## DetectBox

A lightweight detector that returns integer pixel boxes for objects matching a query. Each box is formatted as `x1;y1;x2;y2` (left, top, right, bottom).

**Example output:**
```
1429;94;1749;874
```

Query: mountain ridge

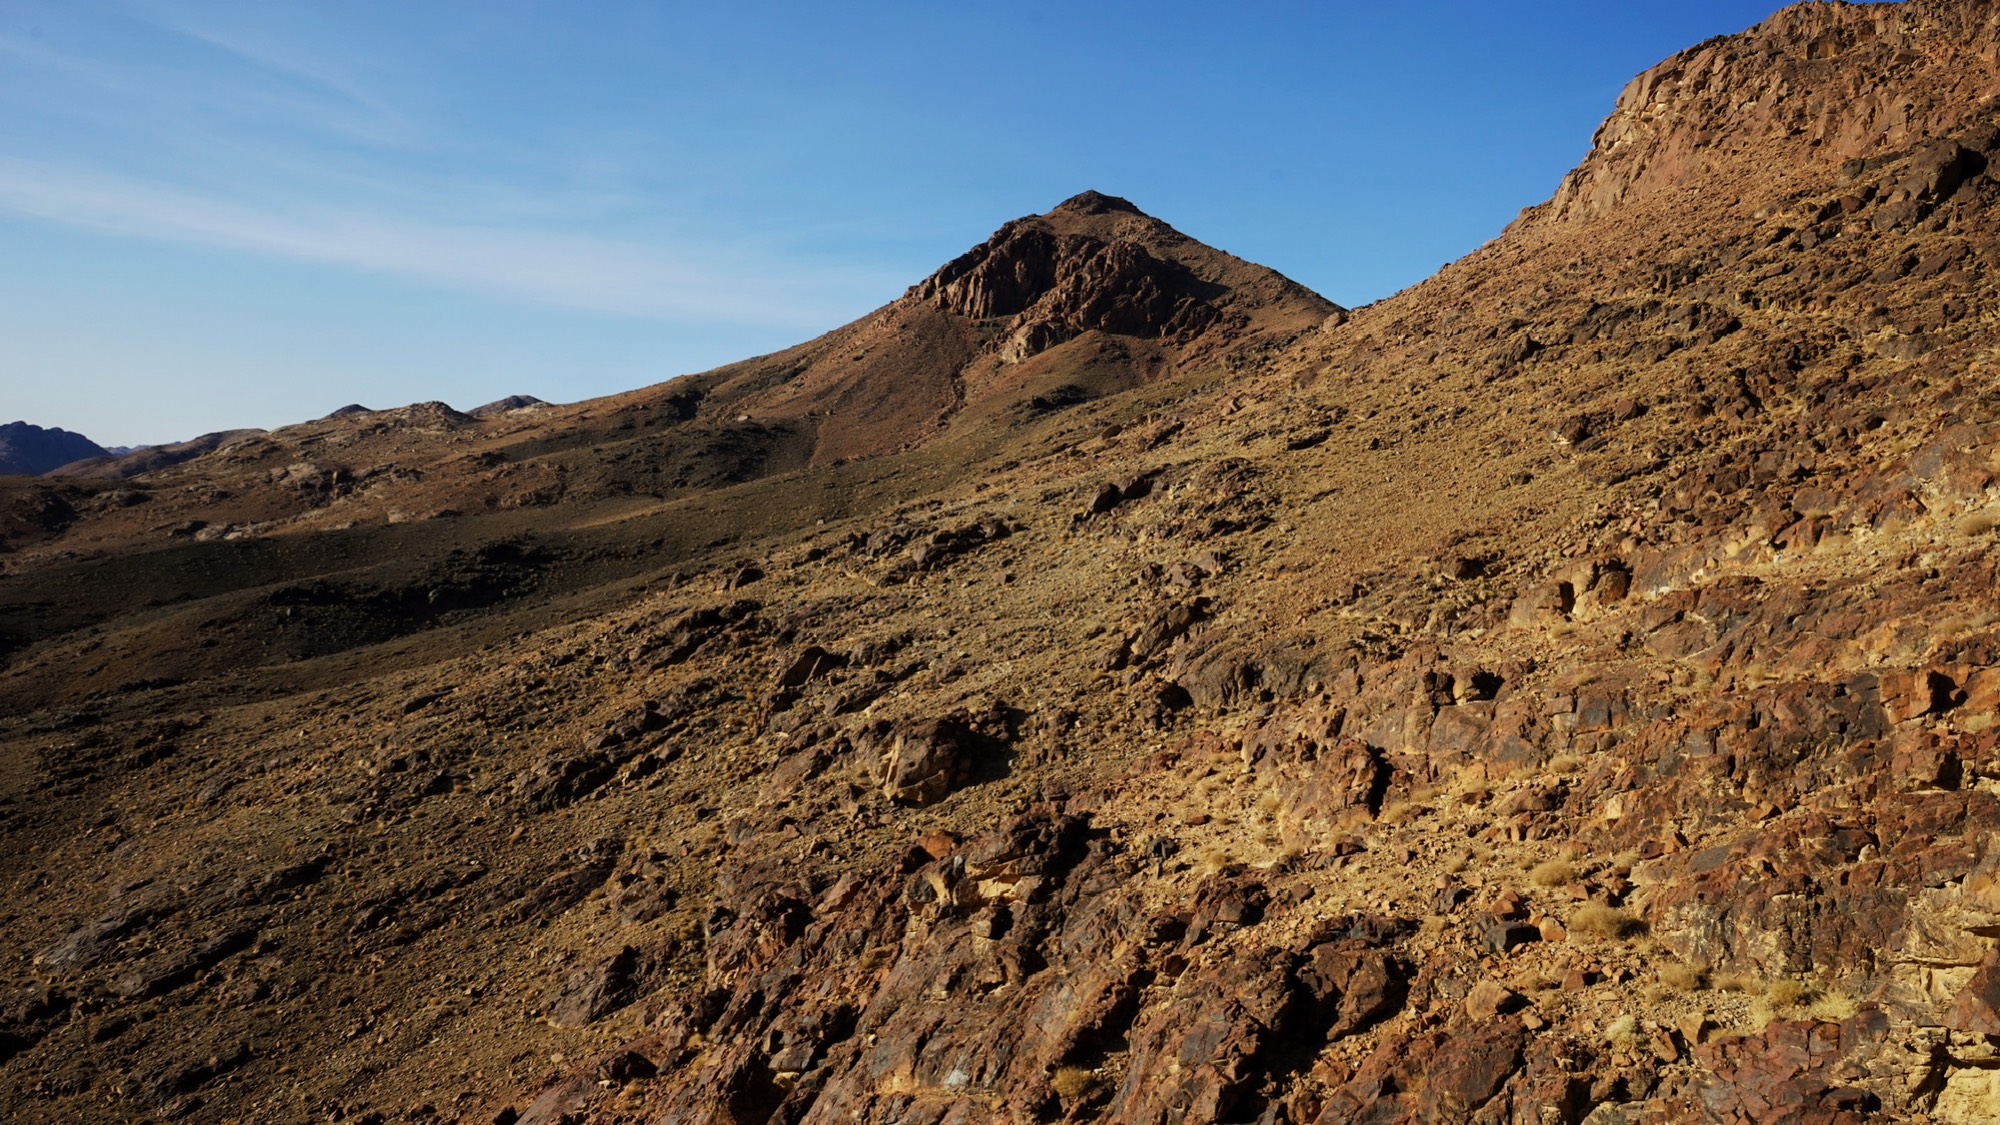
0;421;109;477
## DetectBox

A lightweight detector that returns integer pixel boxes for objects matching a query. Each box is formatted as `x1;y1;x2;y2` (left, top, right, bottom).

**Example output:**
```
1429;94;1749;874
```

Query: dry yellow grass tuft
1570;903;1644;940
1377;800;1425;825
1529;859;1578;887
1711;971;1755;994
1197;845;1237;875
1658;961;1707;991
1051;1066;1098;1099
1765;979;1807;1007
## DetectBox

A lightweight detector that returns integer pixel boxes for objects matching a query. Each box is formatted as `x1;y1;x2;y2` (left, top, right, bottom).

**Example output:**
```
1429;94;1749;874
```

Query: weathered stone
876;717;979;805
1946;950;2000;1034
1484;920;1542;954
546;942;673;1028
1416;1022;1526;1119
1464;979;1523;1022
775;644;848;689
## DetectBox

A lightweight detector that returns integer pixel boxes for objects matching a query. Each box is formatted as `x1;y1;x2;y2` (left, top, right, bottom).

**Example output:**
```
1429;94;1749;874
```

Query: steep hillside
0;195;1328;705
7;2;2000;1123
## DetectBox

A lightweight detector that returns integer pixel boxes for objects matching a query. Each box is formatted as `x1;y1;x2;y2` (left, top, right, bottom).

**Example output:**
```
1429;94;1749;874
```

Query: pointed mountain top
676;191;1336;467
1051;190;1145;217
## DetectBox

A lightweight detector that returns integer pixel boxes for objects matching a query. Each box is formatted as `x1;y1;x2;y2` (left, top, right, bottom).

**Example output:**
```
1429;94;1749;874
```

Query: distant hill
0;421;109;476
469;394;549;418
46;428;266;480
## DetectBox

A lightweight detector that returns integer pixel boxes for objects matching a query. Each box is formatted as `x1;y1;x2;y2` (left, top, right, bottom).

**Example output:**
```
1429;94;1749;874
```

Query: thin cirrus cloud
0;6;899;331
144;10;416;142
0;158;887;327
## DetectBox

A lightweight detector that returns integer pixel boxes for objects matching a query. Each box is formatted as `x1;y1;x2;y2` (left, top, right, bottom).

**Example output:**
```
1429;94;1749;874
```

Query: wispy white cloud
0;157;892;326
0;4;910;332
128;2;422;146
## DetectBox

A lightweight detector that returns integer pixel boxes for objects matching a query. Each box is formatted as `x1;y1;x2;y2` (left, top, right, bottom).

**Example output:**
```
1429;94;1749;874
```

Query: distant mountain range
4;396;550;480
0;421;110;476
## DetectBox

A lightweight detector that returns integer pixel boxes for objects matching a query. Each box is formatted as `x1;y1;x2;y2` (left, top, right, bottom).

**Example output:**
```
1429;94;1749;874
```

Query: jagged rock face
1544;0;2000;223
917;217;1221;362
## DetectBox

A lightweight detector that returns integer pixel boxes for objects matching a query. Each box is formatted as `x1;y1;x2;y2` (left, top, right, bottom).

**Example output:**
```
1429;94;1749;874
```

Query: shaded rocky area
7;1;2000;1122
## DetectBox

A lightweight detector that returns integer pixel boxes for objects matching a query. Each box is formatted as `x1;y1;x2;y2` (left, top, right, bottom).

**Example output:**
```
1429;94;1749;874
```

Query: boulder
546;942;673;1028
877;717;979;805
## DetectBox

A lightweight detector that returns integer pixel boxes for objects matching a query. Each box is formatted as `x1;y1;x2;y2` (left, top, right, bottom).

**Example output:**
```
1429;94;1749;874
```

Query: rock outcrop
1542;0;2000;224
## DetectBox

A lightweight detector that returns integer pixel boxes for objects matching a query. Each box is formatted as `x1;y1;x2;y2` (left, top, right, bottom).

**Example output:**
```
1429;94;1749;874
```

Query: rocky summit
7;1;2000;1122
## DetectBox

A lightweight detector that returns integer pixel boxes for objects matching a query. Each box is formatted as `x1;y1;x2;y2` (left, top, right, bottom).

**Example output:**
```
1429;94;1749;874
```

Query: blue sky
3;1;1796;448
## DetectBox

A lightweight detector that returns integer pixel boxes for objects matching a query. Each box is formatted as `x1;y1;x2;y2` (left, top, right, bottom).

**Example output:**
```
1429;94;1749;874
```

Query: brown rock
1880;668;1957;724
1464;979;1523;1022
514;1076;595;1125
1947;949;2000;1033
875;717;979;805
774;644;847;689
545;943;671;1028
1417;1022;1527;1119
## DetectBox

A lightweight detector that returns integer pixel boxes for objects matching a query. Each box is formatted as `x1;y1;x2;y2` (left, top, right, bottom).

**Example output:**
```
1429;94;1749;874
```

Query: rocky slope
0;422;108;477
8;1;2000;1122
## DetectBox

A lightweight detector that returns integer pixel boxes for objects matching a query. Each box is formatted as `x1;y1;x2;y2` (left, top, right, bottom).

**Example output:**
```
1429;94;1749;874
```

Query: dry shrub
1746;979;1814;1030
1658;962;1707;991
1766;979;1807;1008
1197;845;1237;875
1377;800;1422;825
1530;859;1578;887
1546;754;1583;775
1051;1066;1098;1099
1570;903;1644;940
1711;971;1755;994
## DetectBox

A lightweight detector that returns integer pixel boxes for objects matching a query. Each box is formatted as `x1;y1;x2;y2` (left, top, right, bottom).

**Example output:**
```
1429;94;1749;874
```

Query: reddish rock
1414;1022;1527;1119
1946;949;2000;1033
1463;979;1523;1022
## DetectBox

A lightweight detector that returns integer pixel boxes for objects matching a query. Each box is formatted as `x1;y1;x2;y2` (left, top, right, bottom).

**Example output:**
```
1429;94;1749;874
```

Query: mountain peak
1050;190;1145;217
688;193;1335;467
0;420;109;476
907;193;1335;373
